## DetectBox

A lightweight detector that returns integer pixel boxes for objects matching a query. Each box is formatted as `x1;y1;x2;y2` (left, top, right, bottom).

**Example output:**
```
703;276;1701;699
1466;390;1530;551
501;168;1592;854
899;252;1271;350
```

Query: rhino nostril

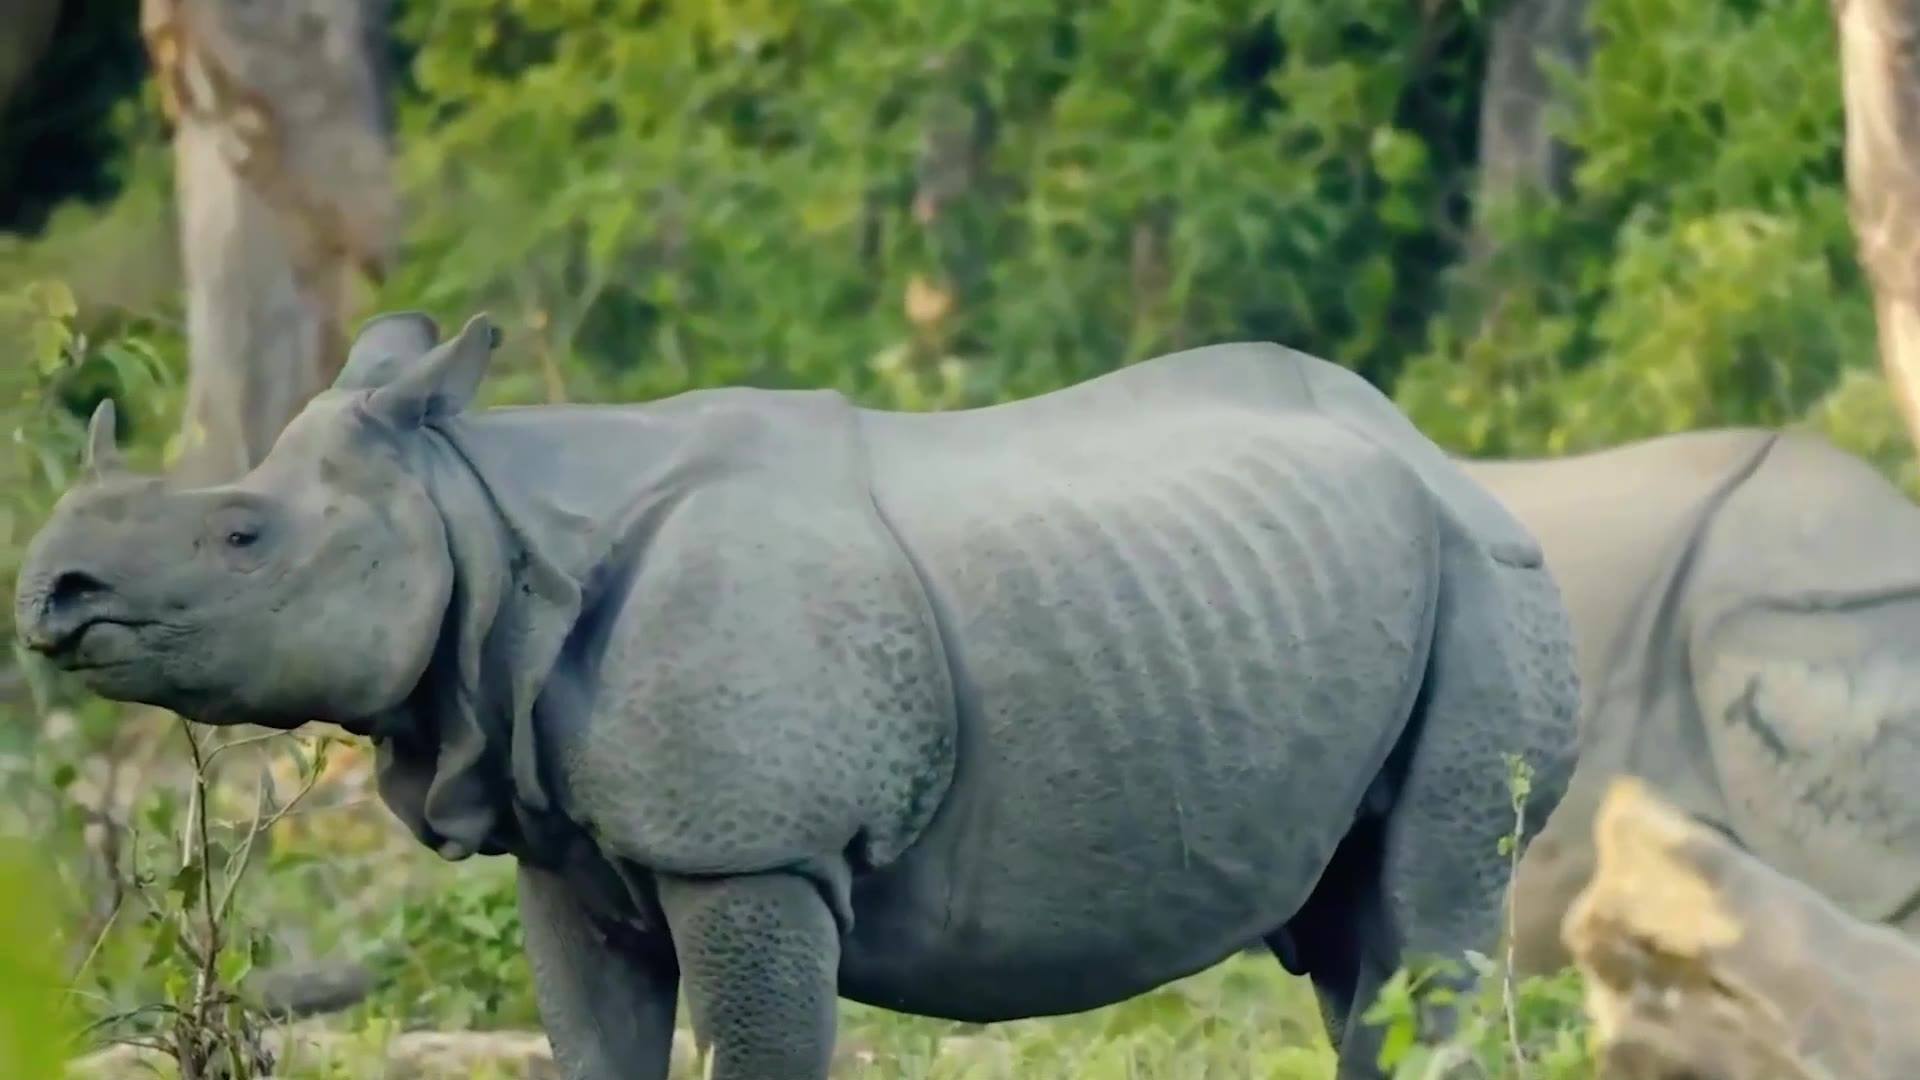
47;570;109;609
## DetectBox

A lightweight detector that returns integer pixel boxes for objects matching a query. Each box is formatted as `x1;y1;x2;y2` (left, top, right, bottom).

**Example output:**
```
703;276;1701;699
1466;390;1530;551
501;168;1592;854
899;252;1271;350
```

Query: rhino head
13;312;502;733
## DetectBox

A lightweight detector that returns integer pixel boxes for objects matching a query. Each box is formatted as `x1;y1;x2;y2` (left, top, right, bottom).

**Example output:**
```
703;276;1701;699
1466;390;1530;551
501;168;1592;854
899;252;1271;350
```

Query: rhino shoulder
558;475;958;880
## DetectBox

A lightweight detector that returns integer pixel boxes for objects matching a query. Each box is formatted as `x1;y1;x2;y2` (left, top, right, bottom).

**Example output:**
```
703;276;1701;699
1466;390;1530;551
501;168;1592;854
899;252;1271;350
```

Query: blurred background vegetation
0;0;1906;1076
3;0;1904;460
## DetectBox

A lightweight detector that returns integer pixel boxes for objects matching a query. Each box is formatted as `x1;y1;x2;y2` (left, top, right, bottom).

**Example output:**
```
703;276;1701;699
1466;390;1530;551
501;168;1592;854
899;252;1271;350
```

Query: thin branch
213;742;328;926
213;770;271;925
200;730;288;769
70;892;125;983
102;1035;174;1055
81;1002;182;1038
178;718;220;1030
1502;757;1531;1077
274;793;373;819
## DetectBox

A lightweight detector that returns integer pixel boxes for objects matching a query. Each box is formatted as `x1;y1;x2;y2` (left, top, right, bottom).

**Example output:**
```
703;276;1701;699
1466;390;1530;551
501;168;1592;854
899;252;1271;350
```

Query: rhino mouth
31;616;156;671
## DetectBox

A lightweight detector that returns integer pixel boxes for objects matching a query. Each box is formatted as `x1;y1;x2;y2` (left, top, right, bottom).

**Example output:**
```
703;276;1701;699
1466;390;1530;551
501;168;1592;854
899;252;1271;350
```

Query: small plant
1362;754;1595;1079
77;723;337;1079
1497;752;1535;1074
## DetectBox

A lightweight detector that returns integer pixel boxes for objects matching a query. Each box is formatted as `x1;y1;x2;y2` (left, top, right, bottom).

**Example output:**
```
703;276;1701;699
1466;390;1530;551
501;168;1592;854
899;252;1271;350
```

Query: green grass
836;956;1335;1079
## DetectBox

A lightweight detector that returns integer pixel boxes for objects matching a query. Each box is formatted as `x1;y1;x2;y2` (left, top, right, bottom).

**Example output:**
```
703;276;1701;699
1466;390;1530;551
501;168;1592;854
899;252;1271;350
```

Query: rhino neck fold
368;420;590;864
361;389;867;865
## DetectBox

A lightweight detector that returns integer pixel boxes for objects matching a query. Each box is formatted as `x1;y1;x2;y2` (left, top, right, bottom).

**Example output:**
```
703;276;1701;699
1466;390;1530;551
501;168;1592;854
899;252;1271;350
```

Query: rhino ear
82;398;122;479
365;313;501;428
335;311;442;392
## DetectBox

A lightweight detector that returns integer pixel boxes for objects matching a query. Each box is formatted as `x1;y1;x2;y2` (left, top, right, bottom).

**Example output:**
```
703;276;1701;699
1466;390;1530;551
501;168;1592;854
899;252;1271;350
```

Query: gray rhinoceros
1464;429;1920;974
16;312;1578;1080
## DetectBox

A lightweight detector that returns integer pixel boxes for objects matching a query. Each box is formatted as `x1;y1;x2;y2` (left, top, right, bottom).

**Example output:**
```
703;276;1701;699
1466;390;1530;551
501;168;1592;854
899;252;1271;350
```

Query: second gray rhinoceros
1465;430;1920;974
16;313;1578;1080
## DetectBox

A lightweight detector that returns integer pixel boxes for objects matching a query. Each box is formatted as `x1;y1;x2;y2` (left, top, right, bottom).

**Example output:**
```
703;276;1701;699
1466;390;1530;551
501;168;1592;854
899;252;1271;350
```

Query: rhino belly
844;420;1438;1019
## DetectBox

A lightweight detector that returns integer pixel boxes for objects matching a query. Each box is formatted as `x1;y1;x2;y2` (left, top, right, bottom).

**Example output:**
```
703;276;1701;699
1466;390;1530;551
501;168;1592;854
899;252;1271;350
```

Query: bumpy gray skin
17;313;1579;1080
1465;430;1920;974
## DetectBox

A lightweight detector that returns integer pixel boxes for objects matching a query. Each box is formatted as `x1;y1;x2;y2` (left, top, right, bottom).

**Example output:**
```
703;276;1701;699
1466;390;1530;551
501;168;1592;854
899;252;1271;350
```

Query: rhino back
1686;433;1920;922
1461;428;1780;701
846;396;1440;1012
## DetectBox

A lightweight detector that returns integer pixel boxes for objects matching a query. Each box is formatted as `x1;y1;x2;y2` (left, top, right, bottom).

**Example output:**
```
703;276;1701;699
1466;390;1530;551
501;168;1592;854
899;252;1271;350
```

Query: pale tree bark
141;0;396;484
1834;0;1920;457
1565;777;1920;1079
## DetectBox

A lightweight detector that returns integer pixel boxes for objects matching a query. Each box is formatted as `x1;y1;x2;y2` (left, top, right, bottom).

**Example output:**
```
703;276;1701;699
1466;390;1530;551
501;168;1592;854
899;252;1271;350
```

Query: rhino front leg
656;870;841;1080
518;863;679;1080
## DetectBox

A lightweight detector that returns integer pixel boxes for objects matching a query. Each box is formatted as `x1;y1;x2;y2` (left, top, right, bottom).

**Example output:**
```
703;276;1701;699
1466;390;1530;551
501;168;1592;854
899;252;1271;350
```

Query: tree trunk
1834;0;1920;457
1564;777;1920;1079
1469;0;1591;259
141;0;396;484
0;0;62;120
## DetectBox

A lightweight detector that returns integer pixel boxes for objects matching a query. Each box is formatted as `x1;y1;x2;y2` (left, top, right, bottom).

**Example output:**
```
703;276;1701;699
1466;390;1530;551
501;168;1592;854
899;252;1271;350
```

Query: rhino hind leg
1385;522;1576;1023
1268;810;1393;1062
1284;520;1579;1077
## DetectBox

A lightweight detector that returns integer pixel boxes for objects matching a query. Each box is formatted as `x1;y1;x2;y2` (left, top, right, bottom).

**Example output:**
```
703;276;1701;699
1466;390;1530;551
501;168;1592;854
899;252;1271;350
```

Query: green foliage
1360;754;1594;1079
384;0;1488;410
0;841;76;1080
1365;959;1592;1080
832;956;1334;1078
362;862;539;1031
75;726;339;1079
1397;0;1886;469
374;0;1909;491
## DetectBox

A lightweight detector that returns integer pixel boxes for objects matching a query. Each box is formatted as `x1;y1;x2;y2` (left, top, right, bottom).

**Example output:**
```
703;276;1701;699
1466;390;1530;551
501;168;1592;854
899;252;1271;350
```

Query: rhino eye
207;504;270;563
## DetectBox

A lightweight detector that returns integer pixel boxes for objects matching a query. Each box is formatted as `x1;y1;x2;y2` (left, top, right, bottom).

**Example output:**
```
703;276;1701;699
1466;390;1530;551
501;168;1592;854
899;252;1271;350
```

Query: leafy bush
361;861;539;1032
383;0;1489;411
1398;0;1890;475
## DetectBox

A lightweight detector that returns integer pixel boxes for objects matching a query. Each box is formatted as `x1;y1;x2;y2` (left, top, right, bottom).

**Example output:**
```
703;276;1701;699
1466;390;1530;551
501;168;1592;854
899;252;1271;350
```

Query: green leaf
286;737;312;781
169;860;203;901
27;280;76;320
218;945;253;987
1376;1017;1415;1070
456;911;500;941
28;320;69;376
147;918;179;967
1368;126;1428;187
